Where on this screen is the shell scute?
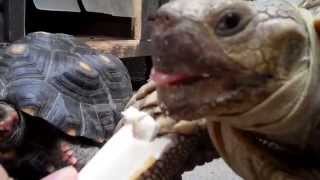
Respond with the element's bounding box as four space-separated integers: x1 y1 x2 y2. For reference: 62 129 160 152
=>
0 32 133 141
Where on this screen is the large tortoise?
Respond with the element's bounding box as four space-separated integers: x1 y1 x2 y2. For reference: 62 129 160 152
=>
0 32 132 179
120 0 320 179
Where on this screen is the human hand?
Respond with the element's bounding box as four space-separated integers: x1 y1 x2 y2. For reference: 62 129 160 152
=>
0 165 78 180
41 166 78 180
0 165 10 180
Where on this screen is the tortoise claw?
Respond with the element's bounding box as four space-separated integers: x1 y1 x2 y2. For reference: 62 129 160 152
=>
60 142 78 166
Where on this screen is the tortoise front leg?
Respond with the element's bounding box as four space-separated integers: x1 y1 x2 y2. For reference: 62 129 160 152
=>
135 131 218 180
121 82 219 179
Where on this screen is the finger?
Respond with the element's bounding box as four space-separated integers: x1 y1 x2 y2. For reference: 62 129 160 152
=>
0 165 10 180
41 166 78 180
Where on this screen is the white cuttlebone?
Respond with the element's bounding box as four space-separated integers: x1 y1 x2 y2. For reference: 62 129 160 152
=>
79 107 173 180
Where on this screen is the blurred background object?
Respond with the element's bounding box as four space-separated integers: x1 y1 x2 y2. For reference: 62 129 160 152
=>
0 0 169 90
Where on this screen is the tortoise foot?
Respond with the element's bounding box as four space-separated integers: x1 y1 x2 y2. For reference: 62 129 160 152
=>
60 142 78 166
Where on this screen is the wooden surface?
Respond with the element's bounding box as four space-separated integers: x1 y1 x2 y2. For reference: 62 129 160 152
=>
79 0 159 58
82 0 160 58
132 0 160 40
1 0 162 58
133 0 142 40
82 37 151 58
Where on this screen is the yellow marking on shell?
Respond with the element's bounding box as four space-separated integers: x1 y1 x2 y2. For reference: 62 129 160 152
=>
100 55 111 64
22 108 36 116
79 62 93 73
67 128 77 136
8 44 28 55
130 157 157 180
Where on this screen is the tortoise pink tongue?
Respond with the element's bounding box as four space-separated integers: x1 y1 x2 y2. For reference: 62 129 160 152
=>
150 69 196 87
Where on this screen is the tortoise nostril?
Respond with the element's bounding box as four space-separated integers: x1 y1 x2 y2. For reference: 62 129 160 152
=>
148 13 157 22
154 10 179 28
163 14 171 22
162 13 176 24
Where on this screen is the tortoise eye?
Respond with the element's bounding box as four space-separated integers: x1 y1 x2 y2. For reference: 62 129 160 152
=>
215 11 249 37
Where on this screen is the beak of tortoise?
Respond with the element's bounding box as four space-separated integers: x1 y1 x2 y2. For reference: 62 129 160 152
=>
0 103 19 140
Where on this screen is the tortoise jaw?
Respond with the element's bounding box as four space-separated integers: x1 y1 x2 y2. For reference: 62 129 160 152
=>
152 67 274 121
210 123 320 180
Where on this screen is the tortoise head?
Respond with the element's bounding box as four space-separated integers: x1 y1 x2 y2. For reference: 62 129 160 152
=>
151 0 309 120
0 103 21 145
150 0 319 179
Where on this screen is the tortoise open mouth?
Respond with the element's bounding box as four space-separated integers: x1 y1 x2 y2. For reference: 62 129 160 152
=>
150 66 270 120
150 69 212 87
151 68 241 110
210 123 320 179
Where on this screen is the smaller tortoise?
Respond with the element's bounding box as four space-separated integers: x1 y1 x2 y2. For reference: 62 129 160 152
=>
0 32 132 179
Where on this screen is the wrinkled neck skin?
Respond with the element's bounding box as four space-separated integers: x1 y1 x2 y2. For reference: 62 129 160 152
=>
211 4 320 147
209 7 320 179
210 65 316 146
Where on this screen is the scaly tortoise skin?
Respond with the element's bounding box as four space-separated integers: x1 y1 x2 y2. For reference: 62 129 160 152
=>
0 32 132 179
128 0 320 179
120 81 217 180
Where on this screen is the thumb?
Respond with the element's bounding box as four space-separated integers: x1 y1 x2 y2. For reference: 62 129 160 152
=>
41 166 78 180
0 165 10 180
